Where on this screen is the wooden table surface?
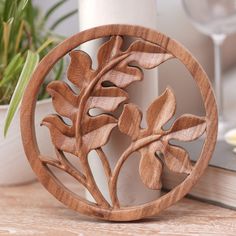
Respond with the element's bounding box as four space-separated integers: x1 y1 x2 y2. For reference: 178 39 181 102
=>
1 180 236 236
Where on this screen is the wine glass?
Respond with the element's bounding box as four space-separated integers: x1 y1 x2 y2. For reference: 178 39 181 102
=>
182 0 236 140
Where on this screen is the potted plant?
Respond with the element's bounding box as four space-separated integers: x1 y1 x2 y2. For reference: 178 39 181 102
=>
0 0 76 185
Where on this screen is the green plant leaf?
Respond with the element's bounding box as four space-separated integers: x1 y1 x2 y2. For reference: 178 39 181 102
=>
14 20 24 52
4 50 39 136
0 0 74 106
3 17 14 65
19 0 29 11
36 37 55 54
44 0 68 22
0 53 24 86
3 0 16 21
50 9 77 31
25 0 37 46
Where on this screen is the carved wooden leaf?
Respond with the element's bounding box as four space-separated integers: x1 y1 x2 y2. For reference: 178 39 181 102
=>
139 142 163 190
42 113 117 154
47 81 78 120
41 115 74 136
146 87 176 134
121 40 173 69
166 115 206 141
116 85 205 187
41 115 76 154
163 143 192 174
118 103 142 140
99 66 143 88
83 123 117 151
82 114 117 135
67 50 95 90
87 87 128 112
97 36 123 69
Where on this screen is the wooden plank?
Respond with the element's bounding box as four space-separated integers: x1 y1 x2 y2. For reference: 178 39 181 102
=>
0 180 236 235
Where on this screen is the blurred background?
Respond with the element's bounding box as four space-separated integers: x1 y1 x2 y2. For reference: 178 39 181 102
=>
35 0 236 116
34 0 78 37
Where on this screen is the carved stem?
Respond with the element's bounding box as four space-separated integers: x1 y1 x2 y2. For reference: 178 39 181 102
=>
71 53 130 208
40 152 110 208
75 53 130 148
40 155 87 187
109 134 162 208
78 152 111 208
96 148 112 181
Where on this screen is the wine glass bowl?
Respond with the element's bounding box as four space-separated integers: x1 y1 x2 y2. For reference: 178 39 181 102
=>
182 0 236 141
182 0 236 36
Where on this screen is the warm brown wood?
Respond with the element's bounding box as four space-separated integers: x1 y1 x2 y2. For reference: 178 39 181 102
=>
20 24 218 221
1 180 236 236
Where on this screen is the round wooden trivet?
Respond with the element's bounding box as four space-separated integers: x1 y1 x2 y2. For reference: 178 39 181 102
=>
20 24 218 221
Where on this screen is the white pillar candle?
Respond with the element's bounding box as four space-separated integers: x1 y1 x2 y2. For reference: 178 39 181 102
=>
78 0 159 206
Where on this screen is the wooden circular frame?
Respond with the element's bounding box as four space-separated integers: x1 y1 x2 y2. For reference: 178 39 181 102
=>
20 24 218 221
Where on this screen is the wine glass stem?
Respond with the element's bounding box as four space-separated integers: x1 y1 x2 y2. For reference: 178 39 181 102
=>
212 34 226 123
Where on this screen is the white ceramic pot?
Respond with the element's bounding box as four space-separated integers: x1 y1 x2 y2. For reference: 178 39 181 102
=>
0 99 53 186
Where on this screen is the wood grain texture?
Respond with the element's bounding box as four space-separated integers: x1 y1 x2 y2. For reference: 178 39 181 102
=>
1 180 236 236
20 24 218 221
